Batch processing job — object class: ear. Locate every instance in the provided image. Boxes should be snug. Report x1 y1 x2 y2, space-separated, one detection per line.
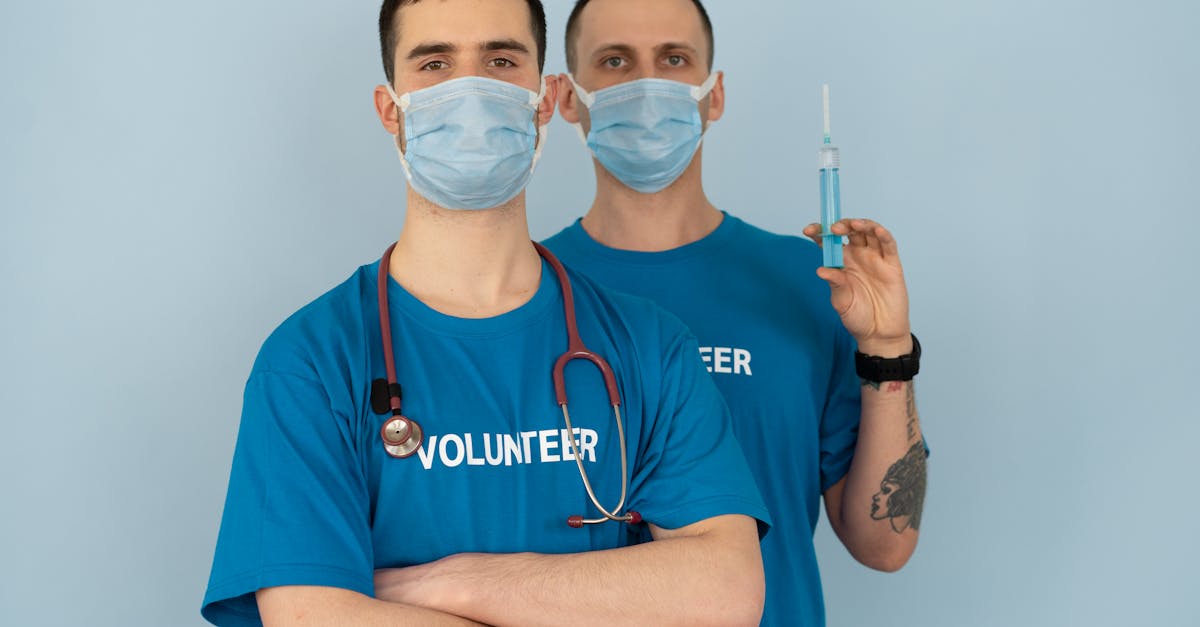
704 71 725 124
557 72 582 125
373 84 402 135
537 74 560 127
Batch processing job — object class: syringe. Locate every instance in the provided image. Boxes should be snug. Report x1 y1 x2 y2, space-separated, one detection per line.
819 84 844 268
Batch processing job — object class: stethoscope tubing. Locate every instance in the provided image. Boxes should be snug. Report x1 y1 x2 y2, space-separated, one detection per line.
378 241 639 526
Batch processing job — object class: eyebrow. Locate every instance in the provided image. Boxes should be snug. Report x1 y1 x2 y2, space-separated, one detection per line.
482 38 531 56
406 39 530 61
590 43 636 61
589 42 700 61
655 42 700 56
407 41 456 61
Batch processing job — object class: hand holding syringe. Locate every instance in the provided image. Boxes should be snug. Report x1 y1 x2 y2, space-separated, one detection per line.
803 85 913 354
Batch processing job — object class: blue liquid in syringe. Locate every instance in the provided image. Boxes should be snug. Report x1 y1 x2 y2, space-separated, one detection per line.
820 146 844 268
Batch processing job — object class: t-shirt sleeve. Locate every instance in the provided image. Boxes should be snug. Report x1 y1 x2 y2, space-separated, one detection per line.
201 370 373 627
818 324 863 492
627 330 772 534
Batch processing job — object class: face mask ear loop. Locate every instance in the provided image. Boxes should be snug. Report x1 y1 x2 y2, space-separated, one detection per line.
569 122 588 146
689 72 719 101
527 76 552 171
386 84 416 183
565 74 596 146
690 72 720 136
531 123 551 171
529 75 548 107
566 73 597 108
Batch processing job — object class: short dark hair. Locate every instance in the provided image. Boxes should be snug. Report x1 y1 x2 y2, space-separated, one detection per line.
379 0 547 83
564 0 714 72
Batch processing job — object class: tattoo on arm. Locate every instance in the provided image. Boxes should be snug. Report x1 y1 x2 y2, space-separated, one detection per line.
905 382 918 442
869 441 927 533
860 380 921 442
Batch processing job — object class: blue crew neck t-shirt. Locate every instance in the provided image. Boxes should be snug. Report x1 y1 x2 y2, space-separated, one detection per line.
544 214 862 627
202 257 770 626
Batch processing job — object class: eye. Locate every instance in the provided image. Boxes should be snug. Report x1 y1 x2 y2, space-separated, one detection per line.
421 60 448 71
603 56 626 69
489 58 516 68
665 54 685 67
881 485 892 495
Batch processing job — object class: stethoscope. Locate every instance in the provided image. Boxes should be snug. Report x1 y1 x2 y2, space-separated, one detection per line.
376 242 641 528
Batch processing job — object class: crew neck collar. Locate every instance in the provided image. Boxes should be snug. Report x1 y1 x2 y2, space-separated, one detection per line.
377 258 560 338
560 211 741 265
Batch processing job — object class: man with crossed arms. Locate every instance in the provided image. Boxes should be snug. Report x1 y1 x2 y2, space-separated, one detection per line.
201 1 770 625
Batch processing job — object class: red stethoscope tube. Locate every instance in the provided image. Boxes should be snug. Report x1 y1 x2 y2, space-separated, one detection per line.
377 242 639 527
377 245 423 458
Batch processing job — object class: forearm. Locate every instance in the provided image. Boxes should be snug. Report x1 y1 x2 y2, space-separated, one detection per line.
256 586 485 627
376 515 763 627
832 373 927 571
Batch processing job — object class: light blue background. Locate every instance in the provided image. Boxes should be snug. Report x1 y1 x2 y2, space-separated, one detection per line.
2 1 1197 625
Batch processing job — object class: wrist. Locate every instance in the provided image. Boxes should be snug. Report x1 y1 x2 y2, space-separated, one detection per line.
856 335 913 358
855 333 921 383
425 554 474 613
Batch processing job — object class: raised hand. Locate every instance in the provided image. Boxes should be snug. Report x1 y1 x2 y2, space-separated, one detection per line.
802 218 912 356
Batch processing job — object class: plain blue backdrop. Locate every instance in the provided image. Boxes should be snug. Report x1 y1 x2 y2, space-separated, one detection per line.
2 1 1197 625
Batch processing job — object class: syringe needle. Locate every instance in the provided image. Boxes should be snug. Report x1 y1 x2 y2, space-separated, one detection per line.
822 84 831 144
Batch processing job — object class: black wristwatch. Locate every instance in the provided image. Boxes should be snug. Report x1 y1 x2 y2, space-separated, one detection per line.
855 334 921 382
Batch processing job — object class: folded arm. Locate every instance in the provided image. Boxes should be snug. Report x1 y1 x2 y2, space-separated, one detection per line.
373 513 764 627
256 586 485 626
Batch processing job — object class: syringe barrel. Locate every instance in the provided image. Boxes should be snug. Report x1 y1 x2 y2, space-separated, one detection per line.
819 144 841 169
819 145 843 268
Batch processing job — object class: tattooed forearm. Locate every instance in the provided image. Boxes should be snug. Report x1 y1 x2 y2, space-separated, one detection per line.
905 382 918 442
861 380 921 442
870 441 927 533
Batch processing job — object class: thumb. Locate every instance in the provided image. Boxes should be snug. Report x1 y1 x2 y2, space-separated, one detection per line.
816 267 855 316
816 266 848 289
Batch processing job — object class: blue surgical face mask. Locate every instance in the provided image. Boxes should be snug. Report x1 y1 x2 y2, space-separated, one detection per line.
567 73 717 194
387 76 548 210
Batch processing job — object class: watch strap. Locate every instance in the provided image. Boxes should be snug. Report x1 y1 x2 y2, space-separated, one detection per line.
855 333 921 382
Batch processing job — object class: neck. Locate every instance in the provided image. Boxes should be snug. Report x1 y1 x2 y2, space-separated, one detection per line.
581 149 723 252
389 190 541 319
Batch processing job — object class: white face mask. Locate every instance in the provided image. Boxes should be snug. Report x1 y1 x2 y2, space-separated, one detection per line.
387 76 549 210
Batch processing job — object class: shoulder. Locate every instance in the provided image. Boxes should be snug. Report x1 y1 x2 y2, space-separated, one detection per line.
541 222 577 250
251 264 375 379
541 221 587 266
565 266 690 336
722 214 823 267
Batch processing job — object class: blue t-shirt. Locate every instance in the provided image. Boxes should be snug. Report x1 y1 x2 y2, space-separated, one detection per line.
544 214 861 627
201 256 770 626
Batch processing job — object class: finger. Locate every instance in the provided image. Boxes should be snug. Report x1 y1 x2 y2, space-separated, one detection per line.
845 218 884 256
802 223 824 246
874 224 900 259
858 220 883 255
846 228 868 248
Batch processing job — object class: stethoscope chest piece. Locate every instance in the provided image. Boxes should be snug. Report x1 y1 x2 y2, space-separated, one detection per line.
381 416 423 459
